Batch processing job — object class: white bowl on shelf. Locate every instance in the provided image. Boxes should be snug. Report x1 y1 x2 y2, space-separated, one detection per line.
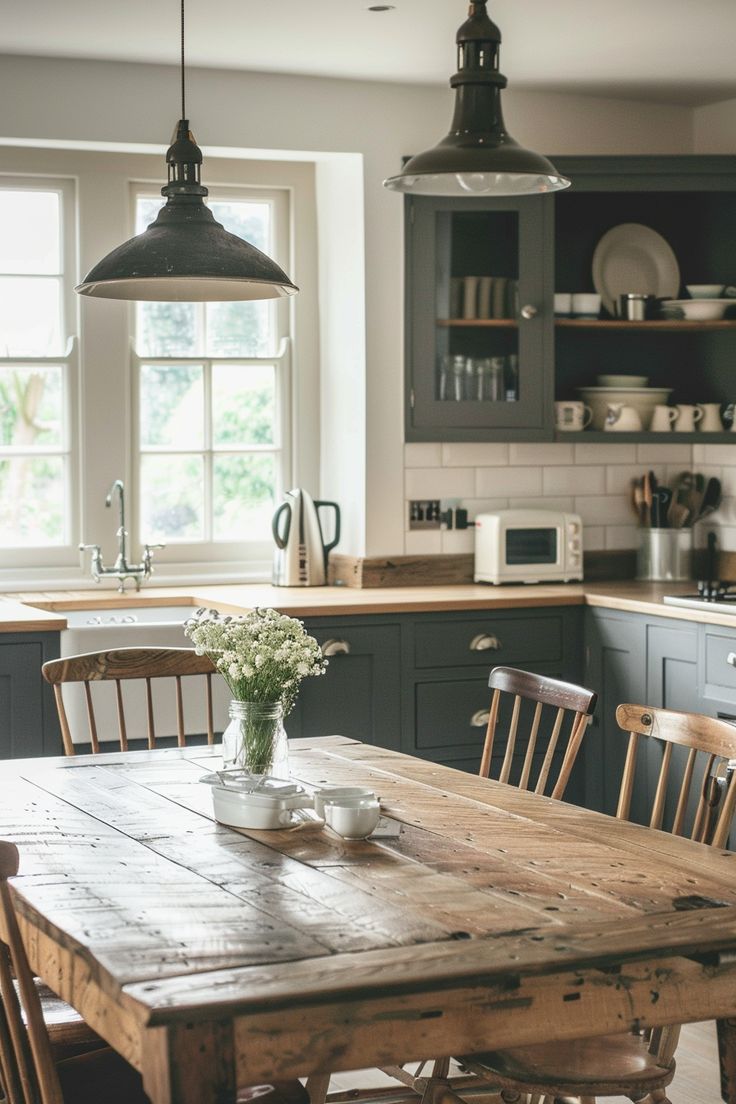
663 299 728 321
597 375 648 388
686 284 725 299
578 386 672 430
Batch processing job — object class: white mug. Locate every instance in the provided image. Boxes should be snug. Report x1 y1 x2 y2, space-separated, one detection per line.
649 405 678 432
673 404 704 432
555 400 593 432
553 293 572 317
697 403 723 432
324 799 381 840
604 403 642 432
313 786 376 818
570 293 601 319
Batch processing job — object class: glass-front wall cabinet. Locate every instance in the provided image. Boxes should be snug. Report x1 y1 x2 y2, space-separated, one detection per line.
406 194 553 441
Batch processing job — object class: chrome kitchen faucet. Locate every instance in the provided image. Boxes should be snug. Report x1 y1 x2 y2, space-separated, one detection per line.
79 479 165 592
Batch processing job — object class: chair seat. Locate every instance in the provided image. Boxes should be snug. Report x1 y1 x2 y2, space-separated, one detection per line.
462 1033 675 1096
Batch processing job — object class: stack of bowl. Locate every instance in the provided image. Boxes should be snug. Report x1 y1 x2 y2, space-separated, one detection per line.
578 376 672 430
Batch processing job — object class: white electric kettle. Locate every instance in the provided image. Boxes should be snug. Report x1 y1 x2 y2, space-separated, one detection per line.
272 489 341 587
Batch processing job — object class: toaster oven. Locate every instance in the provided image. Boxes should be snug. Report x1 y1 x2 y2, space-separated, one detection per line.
474 509 583 585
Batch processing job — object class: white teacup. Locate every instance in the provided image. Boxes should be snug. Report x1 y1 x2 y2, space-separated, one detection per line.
324 799 381 840
313 786 376 818
571 293 601 319
555 400 592 432
604 403 642 432
697 403 723 432
553 293 572 317
649 404 678 432
673 404 703 432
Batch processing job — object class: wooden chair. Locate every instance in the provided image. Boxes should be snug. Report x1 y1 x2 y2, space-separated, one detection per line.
42 647 217 755
453 703 736 1104
0 839 311 1104
478 666 598 800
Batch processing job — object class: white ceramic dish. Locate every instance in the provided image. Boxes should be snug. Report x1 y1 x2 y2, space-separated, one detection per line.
324 799 381 840
686 284 724 299
313 786 378 818
578 386 672 430
592 223 680 317
201 774 317 830
662 298 728 321
597 375 648 388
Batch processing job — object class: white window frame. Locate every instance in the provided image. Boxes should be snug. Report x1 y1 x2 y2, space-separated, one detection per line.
0 174 80 570
130 181 294 565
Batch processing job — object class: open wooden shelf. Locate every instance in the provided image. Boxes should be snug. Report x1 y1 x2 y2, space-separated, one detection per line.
555 318 736 332
436 318 518 328
554 430 736 444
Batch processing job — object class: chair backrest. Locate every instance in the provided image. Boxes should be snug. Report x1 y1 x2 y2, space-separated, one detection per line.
42 646 217 756
479 666 598 800
0 840 64 1104
615 703 736 849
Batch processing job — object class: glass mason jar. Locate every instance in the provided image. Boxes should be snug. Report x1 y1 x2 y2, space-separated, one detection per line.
222 701 289 779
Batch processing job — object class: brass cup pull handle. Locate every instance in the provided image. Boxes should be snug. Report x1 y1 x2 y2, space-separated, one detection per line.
727 652 736 667
321 638 351 657
469 633 501 652
470 709 491 728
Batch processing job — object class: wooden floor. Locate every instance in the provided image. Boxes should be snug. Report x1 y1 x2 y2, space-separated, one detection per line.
329 1022 720 1103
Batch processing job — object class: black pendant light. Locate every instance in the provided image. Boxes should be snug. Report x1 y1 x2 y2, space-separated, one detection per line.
76 2 298 302
384 1 570 197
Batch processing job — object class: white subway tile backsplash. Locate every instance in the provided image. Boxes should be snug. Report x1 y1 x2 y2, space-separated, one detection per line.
477 466 542 497
543 465 605 496
404 530 443 555
574 443 633 464
636 443 692 463
441 442 509 467
605 463 665 496
697 444 736 465
508 496 574 512
508 443 574 466
461 498 509 517
441 529 475 554
404 443 442 468
605 524 639 550
405 467 475 499
583 526 606 551
712 525 736 552
574 495 636 526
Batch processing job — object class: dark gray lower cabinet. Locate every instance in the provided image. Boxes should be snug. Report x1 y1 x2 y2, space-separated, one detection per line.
287 617 402 749
0 632 62 758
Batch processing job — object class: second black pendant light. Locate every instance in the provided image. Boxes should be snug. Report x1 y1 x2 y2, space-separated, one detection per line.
76 1 298 302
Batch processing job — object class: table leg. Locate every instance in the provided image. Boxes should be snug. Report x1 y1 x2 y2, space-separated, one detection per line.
718 1018 736 1104
141 1022 237 1104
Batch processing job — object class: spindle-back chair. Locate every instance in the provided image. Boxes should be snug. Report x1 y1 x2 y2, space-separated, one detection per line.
479 666 598 799
42 647 217 755
453 703 736 1104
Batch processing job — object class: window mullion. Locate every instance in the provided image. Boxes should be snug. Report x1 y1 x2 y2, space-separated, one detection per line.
204 359 213 542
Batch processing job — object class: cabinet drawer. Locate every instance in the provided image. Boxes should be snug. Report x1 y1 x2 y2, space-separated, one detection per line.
702 629 736 703
414 614 563 670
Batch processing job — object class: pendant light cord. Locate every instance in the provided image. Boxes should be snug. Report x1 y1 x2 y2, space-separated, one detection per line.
180 0 186 120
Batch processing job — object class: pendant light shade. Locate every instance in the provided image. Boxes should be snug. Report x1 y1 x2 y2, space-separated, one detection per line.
76 5 298 302
384 1 570 198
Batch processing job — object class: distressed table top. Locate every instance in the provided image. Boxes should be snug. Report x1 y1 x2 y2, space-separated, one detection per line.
2 736 736 1104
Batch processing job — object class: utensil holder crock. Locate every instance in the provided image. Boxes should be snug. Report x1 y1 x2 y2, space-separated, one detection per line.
636 528 692 582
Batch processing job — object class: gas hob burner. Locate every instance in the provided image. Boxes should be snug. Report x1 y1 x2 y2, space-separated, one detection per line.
697 580 736 601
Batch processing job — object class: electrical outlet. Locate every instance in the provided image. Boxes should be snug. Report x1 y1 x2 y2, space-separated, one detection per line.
409 499 441 530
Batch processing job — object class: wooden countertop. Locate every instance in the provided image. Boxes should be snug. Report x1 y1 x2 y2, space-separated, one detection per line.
3 579 736 632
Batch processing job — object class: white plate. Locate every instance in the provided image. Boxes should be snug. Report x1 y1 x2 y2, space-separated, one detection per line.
592 223 680 316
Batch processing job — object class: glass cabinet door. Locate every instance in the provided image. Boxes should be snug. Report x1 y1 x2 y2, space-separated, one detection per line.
406 195 553 440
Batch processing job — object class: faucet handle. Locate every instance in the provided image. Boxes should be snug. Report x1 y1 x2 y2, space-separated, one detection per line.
143 542 166 572
79 542 101 553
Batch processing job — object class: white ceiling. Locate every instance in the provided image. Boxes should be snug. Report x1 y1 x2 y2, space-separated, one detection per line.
4 0 736 107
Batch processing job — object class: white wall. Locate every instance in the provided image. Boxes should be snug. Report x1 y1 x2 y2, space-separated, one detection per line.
694 97 736 152
0 55 696 562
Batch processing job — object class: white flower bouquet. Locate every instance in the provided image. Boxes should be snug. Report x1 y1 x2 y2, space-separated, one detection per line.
185 607 327 775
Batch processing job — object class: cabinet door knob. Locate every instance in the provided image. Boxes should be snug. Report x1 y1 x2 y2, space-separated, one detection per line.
727 652 736 667
469 632 501 652
470 709 491 727
321 638 351 657
520 304 538 320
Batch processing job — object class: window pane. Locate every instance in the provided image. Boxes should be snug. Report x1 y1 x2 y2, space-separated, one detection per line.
135 196 164 234
0 366 63 447
0 456 65 545
0 190 60 275
140 455 204 541
213 454 276 541
206 199 274 357
0 277 63 356
136 302 199 357
212 363 275 447
139 364 204 448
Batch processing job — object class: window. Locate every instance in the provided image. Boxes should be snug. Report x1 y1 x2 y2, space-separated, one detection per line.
0 178 77 553
133 185 292 557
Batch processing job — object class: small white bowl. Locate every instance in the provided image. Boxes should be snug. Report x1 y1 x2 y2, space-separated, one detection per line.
686 284 725 299
597 375 648 388
313 786 377 817
666 299 728 321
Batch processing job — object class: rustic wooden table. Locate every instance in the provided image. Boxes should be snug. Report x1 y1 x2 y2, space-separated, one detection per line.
2 736 736 1104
